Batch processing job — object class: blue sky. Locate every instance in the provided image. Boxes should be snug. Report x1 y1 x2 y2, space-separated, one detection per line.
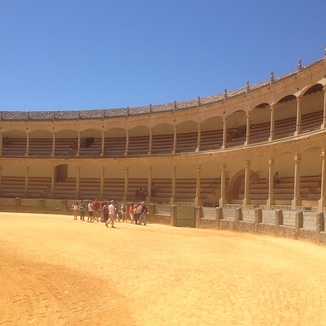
0 0 325 111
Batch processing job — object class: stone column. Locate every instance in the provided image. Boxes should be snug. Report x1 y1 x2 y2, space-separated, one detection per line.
76 166 80 198
242 160 251 207
172 125 177 154
322 85 326 128
318 149 326 212
245 111 250 145
51 132 56 156
291 154 301 209
25 165 30 197
0 165 2 196
147 165 152 201
267 158 275 208
0 132 3 156
124 130 129 156
100 166 105 199
25 132 30 156
170 165 176 204
123 167 129 202
51 166 55 198
295 96 302 136
76 132 80 157
196 123 201 152
100 130 105 157
148 128 152 155
222 117 227 149
194 164 202 206
219 163 227 207
269 105 275 141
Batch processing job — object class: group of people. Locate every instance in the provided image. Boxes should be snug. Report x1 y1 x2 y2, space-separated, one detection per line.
135 183 156 201
72 198 148 228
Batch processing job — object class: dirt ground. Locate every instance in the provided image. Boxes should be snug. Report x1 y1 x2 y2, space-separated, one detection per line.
1 212 326 326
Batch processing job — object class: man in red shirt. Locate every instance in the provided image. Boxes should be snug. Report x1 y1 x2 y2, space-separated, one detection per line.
92 198 100 222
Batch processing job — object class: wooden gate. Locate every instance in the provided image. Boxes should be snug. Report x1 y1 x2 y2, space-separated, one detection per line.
176 202 195 227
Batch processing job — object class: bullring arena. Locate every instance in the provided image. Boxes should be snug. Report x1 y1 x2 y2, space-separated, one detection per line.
1 52 326 325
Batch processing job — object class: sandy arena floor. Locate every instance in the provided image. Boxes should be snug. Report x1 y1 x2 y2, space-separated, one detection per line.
1 212 326 326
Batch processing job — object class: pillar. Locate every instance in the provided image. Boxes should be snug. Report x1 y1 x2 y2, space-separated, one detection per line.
245 111 250 145
266 158 275 208
295 96 302 136
148 128 152 155
242 160 251 207
76 166 80 198
196 123 201 152
219 163 227 207
51 166 55 198
25 165 30 197
222 117 227 149
76 132 80 157
0 132 3 156
322 85 326 128
25 132 30 156
123 167 129 202
269 105 275 141
0 165 2 196
51 132 56 156
100 130 105 157
147 166 152 201
194 164 202 206
172 125 177 154
291 154 301 209
170 165 176 204
318 149 326 212
124 130 129 156
100 166 105 199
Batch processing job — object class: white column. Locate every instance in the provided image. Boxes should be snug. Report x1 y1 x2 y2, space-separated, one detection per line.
0 132 3 156
148 128 152 155
194 164 202 206
25 133 30 156
295 96 302 136
196 123 201 152
76 166 80 198
51 166 55 198
123 167 129 202
291 154 301 209
318 149 326 212
76 132 80 157
242 160 251 207
51 132 56 157
124 130 129 156
100 130 105 157
266 158 275 209
222 117 227 149
172 125 177 154
245 111 250 145
219 163 227 207
322 86 326 128
25 165 30 197
147 166 152 200
170 165 176 204
269 105 275 141
100 166 105 199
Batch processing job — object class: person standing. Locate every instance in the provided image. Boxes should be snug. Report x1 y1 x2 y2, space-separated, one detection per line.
120 203 127 222
79 201 85 221
102 201 109 223
92 198 100 222
87 200 94 223
139 201 148 226
129 203 134 224
72 202 78 220
106 200 115 228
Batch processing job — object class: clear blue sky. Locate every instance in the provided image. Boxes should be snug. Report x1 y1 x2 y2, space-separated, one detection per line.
0 0 325 112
